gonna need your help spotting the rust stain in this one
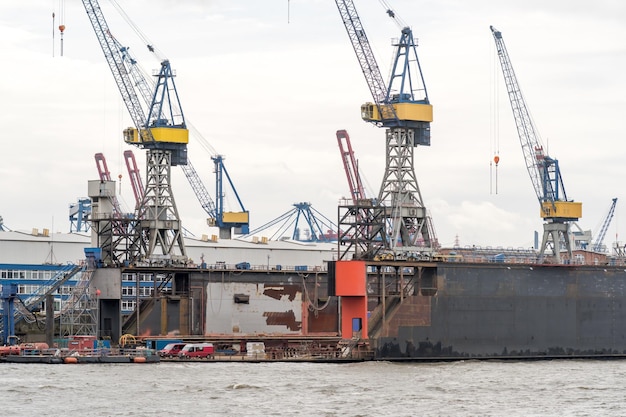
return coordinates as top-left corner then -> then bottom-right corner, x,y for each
263,285 -> 300,301
263,311 -> 301,331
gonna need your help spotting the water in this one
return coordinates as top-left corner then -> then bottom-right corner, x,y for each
1,360 -> 625,416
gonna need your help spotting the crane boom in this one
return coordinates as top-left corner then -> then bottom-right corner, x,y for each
83,1 -> 146,132
592,198 -> 618,252
336,130 -> 366,204
335,0 -> 393,119
491,25 -> 582,262
123,150 -> 144,209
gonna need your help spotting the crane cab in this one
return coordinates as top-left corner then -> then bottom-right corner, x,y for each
361,102 -> 433,125
123,127 -> 189,145
540,201 -> 582,220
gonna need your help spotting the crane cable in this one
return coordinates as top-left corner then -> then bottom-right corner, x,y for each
490,37 -> 500,194
109,0 -> 166,61
378,0 -> 407,29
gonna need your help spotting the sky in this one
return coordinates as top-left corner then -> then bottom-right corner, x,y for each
0,0 -> 625,250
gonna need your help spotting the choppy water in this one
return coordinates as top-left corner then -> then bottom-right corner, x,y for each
1,359 -> 625,416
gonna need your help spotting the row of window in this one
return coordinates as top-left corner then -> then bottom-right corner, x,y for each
122,273 -> 168,283
121,287 -> 154,297
1,270 -> 59,280
4,284 -> 158,298
10,284 -> 75,295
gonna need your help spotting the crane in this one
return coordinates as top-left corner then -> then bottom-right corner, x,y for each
490,26 -> 582,263
335,0 -> 434,255
123,150 -> 144,210
83,0 -> 187,262
107,7 -> 248,239
592,198 -> 618,253
244,202 -> 338,243
336,129 -> 367,204
69,198 -> 91,233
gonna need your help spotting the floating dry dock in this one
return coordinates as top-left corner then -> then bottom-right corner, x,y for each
82,250 -> 626,361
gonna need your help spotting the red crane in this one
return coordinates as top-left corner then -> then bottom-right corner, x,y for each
123,150 -> 144,210
336,130 -> 367,204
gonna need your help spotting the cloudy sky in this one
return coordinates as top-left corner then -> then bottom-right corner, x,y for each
1,0 -> 625,250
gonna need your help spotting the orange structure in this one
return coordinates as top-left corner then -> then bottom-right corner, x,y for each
334,261 -> 368,339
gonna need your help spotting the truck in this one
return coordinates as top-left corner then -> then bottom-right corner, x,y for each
178,343 -> 215,359
158,342 -> 187,358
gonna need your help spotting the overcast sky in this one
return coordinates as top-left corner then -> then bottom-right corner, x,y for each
1,0 -> 625,250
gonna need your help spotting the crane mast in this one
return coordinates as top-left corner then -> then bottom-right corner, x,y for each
491,26 -> 582,263
83,0 -> 187,263
335,0 -> 435,256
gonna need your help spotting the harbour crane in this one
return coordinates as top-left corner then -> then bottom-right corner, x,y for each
105,6 -> 249,239
83,0 -> 187,262
592,198 -> 618,253
491,26 -> 582,263
335,0 -> 435,255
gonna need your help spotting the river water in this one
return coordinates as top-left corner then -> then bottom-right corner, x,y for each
1,359 -> 624,416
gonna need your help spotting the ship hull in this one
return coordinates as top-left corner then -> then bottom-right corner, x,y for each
375,262 -> 626,359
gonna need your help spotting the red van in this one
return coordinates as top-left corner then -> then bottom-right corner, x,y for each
158,343 -> 186,358
178,343 -> 214,359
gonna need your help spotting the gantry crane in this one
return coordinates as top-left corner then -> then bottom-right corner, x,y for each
592,198 -> 617,253
335,0 -> 434,255
491,26 -> 582,263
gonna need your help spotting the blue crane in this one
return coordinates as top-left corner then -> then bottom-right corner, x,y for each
491,26 -> 582,263
335,0 -> 435,253
592,198 -> 618,253
244,202 -> 338,243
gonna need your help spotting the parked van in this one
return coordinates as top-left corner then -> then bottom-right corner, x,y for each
158,343 -> 186,358
178,343 -> 214,359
